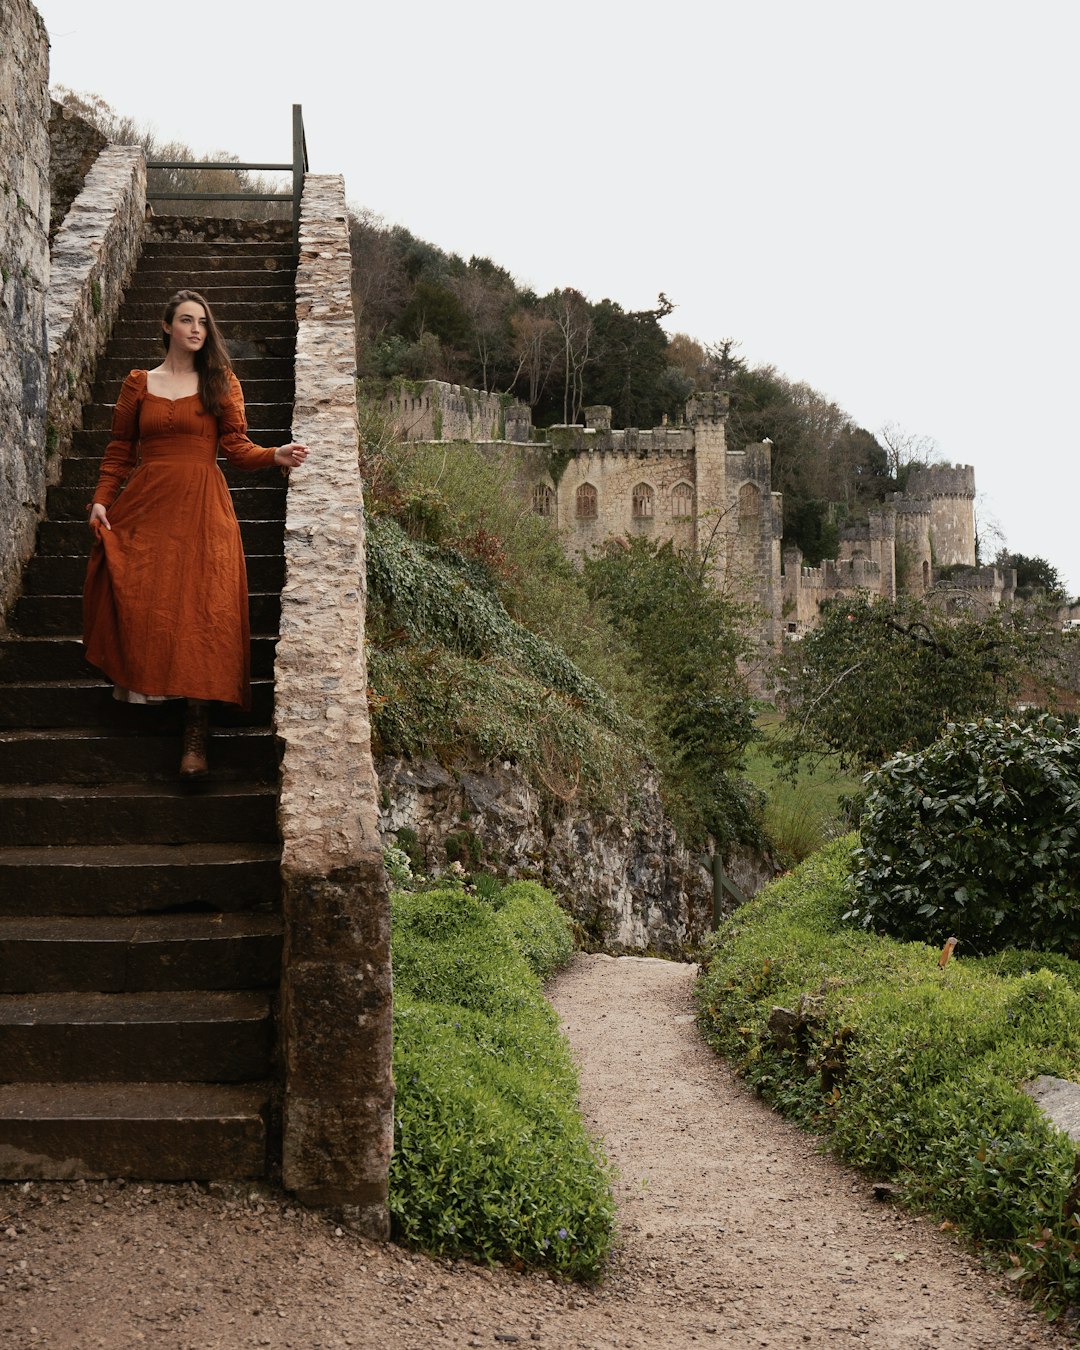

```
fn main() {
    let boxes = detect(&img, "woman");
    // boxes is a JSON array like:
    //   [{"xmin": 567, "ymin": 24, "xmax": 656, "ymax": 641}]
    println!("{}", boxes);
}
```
[{"xmin": 83, "ymin": 288, "xmax": 308, "ymax": 777}]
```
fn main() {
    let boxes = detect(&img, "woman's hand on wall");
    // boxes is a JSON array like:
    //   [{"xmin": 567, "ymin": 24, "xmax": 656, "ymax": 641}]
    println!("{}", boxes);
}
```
[{"xmin": 274, "ymin": 444, "xmax": 309, "ymax": 469}]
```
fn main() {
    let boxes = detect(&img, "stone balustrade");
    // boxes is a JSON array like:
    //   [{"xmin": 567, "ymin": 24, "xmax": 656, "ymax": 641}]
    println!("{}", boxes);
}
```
[{"xmin": 275, "ymin": 173, "xmax": 393, "ymax": 1235}]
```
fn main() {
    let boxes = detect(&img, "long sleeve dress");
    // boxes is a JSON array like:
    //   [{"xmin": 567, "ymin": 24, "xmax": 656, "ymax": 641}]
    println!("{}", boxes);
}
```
[{"xmin": 82, "ymin": 368, "xmax": 277, "ymax": 708}]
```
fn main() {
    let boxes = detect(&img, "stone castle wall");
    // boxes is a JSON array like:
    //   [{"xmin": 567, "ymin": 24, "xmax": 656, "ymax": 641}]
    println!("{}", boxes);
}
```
[
  {"xmin": 385, "ymin": 383, "xmax": 783, "ymax": 640},
  {"xmin": 0, "ymin": 0, "xmax": 50, "ymax": 626},
  {"xmin": 385, "ymin": 379, "xmax": 530, "ymax": 444}
]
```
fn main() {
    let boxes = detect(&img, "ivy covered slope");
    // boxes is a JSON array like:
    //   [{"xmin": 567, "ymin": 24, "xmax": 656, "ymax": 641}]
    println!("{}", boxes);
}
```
[
  {"xmin": 363, "ymin": 436, "xmax": 762, "ymax": 850},
  {"xmin": 696, "ymin": 838, "xmax": 1080, "ymax": 1313},
  {"xmin": 390, "ymin": 875, "xmax": 613, "ymax": 1278}
]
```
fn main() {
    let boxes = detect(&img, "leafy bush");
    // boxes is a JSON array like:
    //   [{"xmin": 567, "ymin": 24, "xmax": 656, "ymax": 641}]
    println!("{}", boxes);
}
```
[
  {"xmin": 390, "ymin": 882, "xmax": 612, "ymax": 1278},
  {"xmin": 582, "ymin": 538, "xmax": 762, "ymax": 848},
  {"xmin": 495, "ymin": 880, "xmax": 575, "ymax": 980},
  {"xmin": 696, "ymin": 838, "xmax": 1080, "ymax": 1312},
  {"xmin": 771, "ymin": 594, "xmax": 1057, "ymax": 776},
  {"xmin": 848, "ymin": 715, "xmax": 1080, "ymax": 955}
]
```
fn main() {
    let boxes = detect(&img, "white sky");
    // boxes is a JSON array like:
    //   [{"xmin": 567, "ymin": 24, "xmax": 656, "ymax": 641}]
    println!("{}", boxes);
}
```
[{"xmin": 34, "ymin": 0, "xmax": 1080, "ymax": 592}]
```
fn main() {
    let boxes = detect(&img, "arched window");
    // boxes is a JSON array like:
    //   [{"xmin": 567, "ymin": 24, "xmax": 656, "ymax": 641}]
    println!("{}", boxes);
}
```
[
  {"xmin": 738, "ymin": 482, "xmax": 762, "ymax": 518},
  {"xmin": 671, "ymin": 482, "xmax": 694, "ymax": 519},
  {"xmin": 532, "ymin": 483, "xmax": 555, "ymax": 517},
  {"xmin": 576, "ymin": 482, "xmax": 598, "ymax": 520},
  {"xmin": 922, "ymin": 560, "xmax": 930, "ymax": 589},
  {"xmin": 632, "ymin": 482, "xmax": 655, "ymax": 519}
]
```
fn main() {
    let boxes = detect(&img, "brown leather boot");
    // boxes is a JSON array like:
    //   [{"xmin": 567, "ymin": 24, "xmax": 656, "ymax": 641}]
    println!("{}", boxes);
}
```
[{"xmin": 179, "ymin": 699, "xmax": 210, "ymax": 778}]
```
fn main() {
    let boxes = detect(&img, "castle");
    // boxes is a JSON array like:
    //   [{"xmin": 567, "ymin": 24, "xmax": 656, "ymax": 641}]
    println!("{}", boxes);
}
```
[{"xmin": 385, "ymin": 380, "xmax": 1016, "ymax": 643}]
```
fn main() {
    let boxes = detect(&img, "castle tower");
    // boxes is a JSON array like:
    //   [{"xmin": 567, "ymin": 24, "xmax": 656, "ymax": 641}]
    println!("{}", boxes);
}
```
[
  {"xmin": 868, "ymin": 509, "xmax": 897, "ymax": 600},
  {"xmin": 687, "ymin": 392, "xmax": 730, "ymax": 584},
  {"xmin": 892, "ymin": 494, "xmax": 933, "ymax": 594},
  {"xmin": 905, "ymin": 464, "xmax": 977, "ymax": 567}
]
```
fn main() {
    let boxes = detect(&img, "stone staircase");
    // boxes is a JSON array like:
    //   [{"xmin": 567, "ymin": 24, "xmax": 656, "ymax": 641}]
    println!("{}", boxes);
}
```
[{"xmin": 0, "ymin": 222, "xmax": 296, "ymax": 1179}]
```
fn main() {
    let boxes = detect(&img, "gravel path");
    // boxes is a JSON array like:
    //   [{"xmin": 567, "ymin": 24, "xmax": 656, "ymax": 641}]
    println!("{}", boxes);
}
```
[{"xmin": 0, "ymin": 953, "xmax": 1068, "ymax": 1348}]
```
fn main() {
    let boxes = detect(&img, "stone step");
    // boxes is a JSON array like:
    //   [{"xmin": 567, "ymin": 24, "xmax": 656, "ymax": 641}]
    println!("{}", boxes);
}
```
[
  {"xmin": 10, "ymin": 591, "xmax": 279, "ymax": 637},
  {"xmin": 128, "ymin": 278, "xmax": 294, "ymax": 304},
  {"xmin": 36, "ymin": 517, "xmax": 284, "ymax": 558},
  {"xmin": 58, "ymin": 456, "xmax": 289, "ymax": 493},
  {"xmin": 0, "ymin": 1081, "xmax": 268, "ymax": 1180},
  {"xmin": 20, "ymin": 552, "xmax": 284, "ymax": 596},
  {"xmin": 142, "ymin": 239, "xmax": 294, "ymax": 260},
  {"xmin": 112, "ymin": 317, "xmax": 295, "ymax": 343},
  {"xmin": 94, "ymin": 356, "xmax": 293, "ymax": 386},
  {"xmin": 46, "ymin": 482, "xmax": 285, "ymax": 522},
  {"xmin": 0, "ymin": 781, "xmax": 278, "ymax": 848},
  {"xmin": 0, "ymin": 842, "xmax": 281, "ymax": 915},
  {"xmin": 108, "ymin": 334, "xmax": 296, "ymax": 360},
  {"xmin": 121, "ymin": 299, "xmax": 293, "ymax": 322},
  {"xmin": 0, "ymin": 635, "xmax": 277, "ymax": 684},
  {"xmin": 77, "ymin": 400, "xmax": 292, "ymax": 432},
  {"xmin": 0, "ymin": 725, "xmax": 278, "ymax": 785},
  {"xmin": 78, "ymin": 385, "xmax": 294, "ymax": 425},
  {"xmin": 0, "ymin": 990, "xmax": 272, "ymax": 1082},
  {"xmin": 0, "ymin": 913, "xmax": 282, "ymax": 994},
  {"xmin": 67, "ymin": 429, "xmax": 292, "ymax": 458},
  {"xmin": 0, "ymin": 679, "xmax": 273, "ymax": 729}
]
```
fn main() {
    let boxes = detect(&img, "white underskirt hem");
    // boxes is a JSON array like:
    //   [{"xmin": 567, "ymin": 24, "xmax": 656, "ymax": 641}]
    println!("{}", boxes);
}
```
[{"xmin": 112, "ymin": 685, "xmax": 174, "ymax": 705}]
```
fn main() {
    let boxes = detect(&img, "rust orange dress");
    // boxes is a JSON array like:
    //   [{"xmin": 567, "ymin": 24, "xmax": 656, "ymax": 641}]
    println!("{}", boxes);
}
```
[{"xmin": 82, "ymin": 369, "xmax": 277, "ymax": 708}]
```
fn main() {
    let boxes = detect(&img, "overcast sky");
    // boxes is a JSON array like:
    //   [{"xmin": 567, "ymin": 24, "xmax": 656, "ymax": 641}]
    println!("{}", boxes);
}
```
[{"xmin": 34, "ymin": 0, "xmax": 1080, "ymax": 593}]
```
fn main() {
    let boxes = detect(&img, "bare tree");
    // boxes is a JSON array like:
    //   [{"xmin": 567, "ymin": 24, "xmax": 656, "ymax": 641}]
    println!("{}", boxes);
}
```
[
  {"xmin": 878, "ymin": 421, "xmax": 939, "ymax": 479},
  {"xmin": 551, "ymin": 289, "xmax": 593, "ymax": 425},
  {"xmin": 450, "ymin": 271, "xmax": 510, "ymax": 392},
  {"xmin": 507, "ymin": 310, "xmax": 557, "ymax": 407}
]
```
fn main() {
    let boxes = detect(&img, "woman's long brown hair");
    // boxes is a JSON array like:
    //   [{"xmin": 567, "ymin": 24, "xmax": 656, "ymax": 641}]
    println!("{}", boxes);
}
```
[{"xmin": 161, "ymin": 289, "xmax": 233, "ymax": 415}]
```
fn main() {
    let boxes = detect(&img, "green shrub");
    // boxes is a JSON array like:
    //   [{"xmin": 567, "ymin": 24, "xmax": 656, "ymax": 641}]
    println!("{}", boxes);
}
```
[
  {"xmin": 696, "ymin": 837, "xmax": 1080, "ymax": 1311},
  {"xmin": 390, "ymin": 883, "xmax": 612, "ymax": 1278},
  {"xmin": 496, "ymin": 880, "xmax": 575, "ymax": 980},
  {"xmin": 849, "ymin": 715, "xmax": 1080, "ymax": 955}
]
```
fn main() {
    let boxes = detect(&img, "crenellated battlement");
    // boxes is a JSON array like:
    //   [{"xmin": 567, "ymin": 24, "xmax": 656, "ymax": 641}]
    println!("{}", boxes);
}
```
[{"xmin": 906, "ymin": 463, "xmax": 976, "ymax": 500}]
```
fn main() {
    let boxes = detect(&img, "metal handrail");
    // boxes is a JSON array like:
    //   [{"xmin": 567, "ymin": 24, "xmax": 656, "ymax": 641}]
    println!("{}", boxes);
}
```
[{"xmin": 146, "ymin": 104, "xmax": 309, "ymax": 243}]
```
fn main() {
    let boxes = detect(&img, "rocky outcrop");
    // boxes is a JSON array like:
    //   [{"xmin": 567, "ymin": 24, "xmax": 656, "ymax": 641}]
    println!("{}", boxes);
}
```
[{"xmin": 377, "ymin": 756, "xmax": 718, "ymax": 954}]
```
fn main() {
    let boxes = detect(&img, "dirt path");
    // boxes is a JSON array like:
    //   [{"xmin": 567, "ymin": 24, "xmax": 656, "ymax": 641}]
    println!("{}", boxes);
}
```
[{"xmin": 0, "ymin": 954, "xmax": 1069, "ymax": 1348}]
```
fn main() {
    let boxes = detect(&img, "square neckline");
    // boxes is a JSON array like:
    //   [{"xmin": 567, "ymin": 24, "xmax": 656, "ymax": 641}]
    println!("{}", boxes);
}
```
[{"xmin": 142, "ymin": 370, "xmax": 200, "ymax": 404}]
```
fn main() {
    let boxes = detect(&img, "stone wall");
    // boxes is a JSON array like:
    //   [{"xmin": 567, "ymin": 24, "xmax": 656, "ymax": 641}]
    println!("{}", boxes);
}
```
[
  {"xmin": 47, "ymin": 98, "xmax": 107, "ymax": 237},
  {"xmin": 385, "ymin": 379, "xmax": 530, "ymax": 443},
  {"xmin": 47, "ymin": 145, "xmax": 146, "ymax": 472},
  {"xmin": 934, "ymin": 564, "xmax": 1017, "ymax": 618},
  {"xmin": 0, "ymin": 0, "xmax": 50, "ymax": 626},
  {"xmin": 377, "ymin": 756, "xmax": 718, "ymax": 953},
  {"xmin": 275, "ymin": 173, "xmax": 392, "ymax": 1237},
  {"xmin": 907, "ymin": 463, "xmax": 976, "ymax": 567}
]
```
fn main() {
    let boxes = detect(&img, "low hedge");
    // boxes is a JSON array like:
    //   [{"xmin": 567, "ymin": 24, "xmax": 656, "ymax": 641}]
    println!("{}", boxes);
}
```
[
  {"xmin": 696, "ymin": 837, "xmax": 1080, "ymax": 1312},
  {"xmin": 389, "ymin": 880, "xmax": 613, "ymax": 1279}
]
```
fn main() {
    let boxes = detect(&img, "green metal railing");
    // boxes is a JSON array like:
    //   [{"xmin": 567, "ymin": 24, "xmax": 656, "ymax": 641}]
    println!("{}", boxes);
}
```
[
  {"xmin": 699, "ymin": 852, "xmax": 747, "ymax": 929},
  {"xmin": 146, "ymin": 105, "xmax": 308, "ymax": 243}
]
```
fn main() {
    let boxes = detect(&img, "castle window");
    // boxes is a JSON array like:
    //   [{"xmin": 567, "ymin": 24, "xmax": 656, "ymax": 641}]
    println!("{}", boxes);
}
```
[
  {"xmin": 671, "ymin": 482, "xmax": 694, "ymax": 518},
  {"xmin": 576, "ymin": 482, "xmax": 598, "ymax": 520},
  {"xmin": 532, "ymin": 483, "xmax": 555, "ymax": 517},
  {"xmin": 632, "ymin": 482, "xmax": 655, "ymax": 519}
]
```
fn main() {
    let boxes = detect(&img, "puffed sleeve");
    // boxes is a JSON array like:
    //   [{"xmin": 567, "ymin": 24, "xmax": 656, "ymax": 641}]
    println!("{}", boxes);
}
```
[
  {"xmin": 92, "ymin": 370, "xmax": 145, "ymax": 509},
  {"xmin": 217, "ymin": 371, "xmax": 278, "ymax": 471}
]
